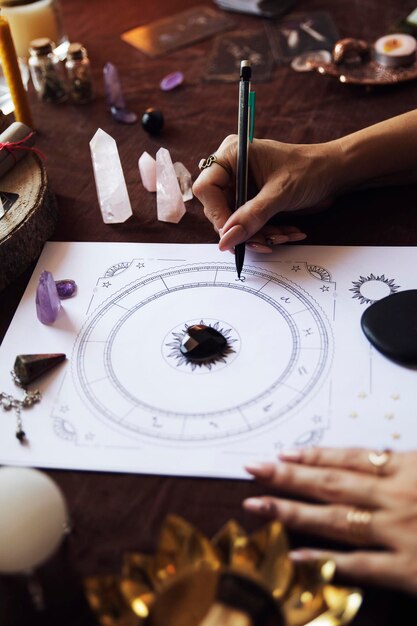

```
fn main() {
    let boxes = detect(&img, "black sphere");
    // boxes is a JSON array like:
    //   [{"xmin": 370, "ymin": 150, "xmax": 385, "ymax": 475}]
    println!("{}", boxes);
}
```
[{"xmin": 141, "ymin": 108, "xmax": 164, "ymax": 134}]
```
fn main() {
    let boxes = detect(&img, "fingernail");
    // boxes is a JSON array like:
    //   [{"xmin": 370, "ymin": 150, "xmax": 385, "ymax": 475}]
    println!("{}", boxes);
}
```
[
  {"xmin": 268, "ymin": 235, "xmax": 289, "ymax": 245},
  {"xmin": 247, "ymin": 242, "xmax": 273, "ymax": 253},
  {"xmin": 279, "ymin": 449, "xmax": 302, "ymax": 461},
  {"xmin": 219, "ymin": 224, "xmax": 248, "ymax": 250},
  {"xmin": 244, "ymin": 462, "xmax": 275, "ymax": 478},
  {"xmin": 218, "ymin": 227, "xmax": 224, "ymax": 236},
  {"xmin": 243, "ymin": 497, "xmax": 266, "ymax": 512},
  {"xmin": 289, "ymin": 550, "xmax": 320, "ymax": 561},
  {"xmin": 288, "ymin": 232, "xmax": 307, "ymax": 242}
]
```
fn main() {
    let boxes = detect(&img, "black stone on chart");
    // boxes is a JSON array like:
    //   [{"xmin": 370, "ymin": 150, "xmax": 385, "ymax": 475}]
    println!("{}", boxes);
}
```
[{"xmin": 361, "ymin": 290, "xmax": 417, "ymax": 366}]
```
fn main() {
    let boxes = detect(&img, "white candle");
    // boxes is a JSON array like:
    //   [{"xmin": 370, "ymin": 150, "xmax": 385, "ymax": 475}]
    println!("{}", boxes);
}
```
[
  {"xmin": 0, "ymin": 0, "xmax": 67, "ymax": 59},
  {"xmin": 0, "ymin": 466, "xmax": 68, "ymax": 573},
  {"xmin": 374, "ymin": 33, "xmax": 417, "ymax": 67}
]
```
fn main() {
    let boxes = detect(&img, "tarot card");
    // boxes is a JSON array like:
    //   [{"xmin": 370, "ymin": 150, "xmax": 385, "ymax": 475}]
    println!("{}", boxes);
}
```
[
  {"xmin": 121, "ymin": 6, "xmax": 235, "ymax": 57},
  {"xmin": 266, "ymin": 11, "xmax": 340, "ymax": 63},
  {"xmin": 206, "ymin": 30, "xmax": 274, "ymax": 82}
]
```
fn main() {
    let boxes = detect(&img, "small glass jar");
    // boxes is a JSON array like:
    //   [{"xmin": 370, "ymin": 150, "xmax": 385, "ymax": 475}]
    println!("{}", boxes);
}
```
[
  {"xmin": 65, "ymin": 42, "xmax": 93, "ymax": 104},
  {"xmin": 0, "ymin": 0, "xmax": 68, "ymax": 60},
  {"xmin": 28, "ymin": 37, "xmax": 67, "ymax": 102}
]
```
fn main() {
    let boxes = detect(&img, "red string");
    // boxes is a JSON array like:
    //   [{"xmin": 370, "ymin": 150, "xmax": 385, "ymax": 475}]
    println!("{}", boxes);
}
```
[{"xmin": 0, "ymin": 132, "xmax": 47, "ymax": 162}]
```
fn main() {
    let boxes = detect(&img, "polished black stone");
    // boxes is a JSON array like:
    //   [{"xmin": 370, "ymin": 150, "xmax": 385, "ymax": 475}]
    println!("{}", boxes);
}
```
[
  {"xmin": 361, "ymin": 290, "xmax": 417, "ymax": 366},
  {"xmin": 16, "ymin": 429, "xmax": 26, "ymax": 443},
  {"xmin": 141, "ymin": 107, "xmax": 164, "ymax": 134},
  {"xmin": 180, "ymin": 324, "xmax": 227, "ymax": 362},
  {"xmin": 14, "ymin": 353, "xmax": 66, "ymax": 385}
]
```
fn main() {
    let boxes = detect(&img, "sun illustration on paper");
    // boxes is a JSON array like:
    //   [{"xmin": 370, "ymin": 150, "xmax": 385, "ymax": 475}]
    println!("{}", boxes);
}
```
[
  {"xmin": 163, "ymin": 319, "xmax": 240, "ymax": 373},
  {"xmin": 350, "ymin": 274, "xmax": 400, "ymax": 305}
]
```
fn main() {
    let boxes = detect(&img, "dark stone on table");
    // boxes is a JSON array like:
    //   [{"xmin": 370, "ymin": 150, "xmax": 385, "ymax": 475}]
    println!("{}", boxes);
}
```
[{"xmin": 141, "ymin": 108, "xmax": 164, "ymax": 134}]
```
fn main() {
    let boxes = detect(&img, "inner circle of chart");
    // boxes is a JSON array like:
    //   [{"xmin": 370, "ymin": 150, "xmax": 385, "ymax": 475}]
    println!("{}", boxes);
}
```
[{"xmin": 74, "ymin": 263, "xmax": 333, "ymax": 441}]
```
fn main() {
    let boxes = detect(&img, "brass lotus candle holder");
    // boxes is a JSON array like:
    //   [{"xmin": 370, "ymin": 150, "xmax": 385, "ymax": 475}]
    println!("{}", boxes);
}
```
[{"xmin": 84, "ymin": 515, "xmax": 362, "ymax": 626}]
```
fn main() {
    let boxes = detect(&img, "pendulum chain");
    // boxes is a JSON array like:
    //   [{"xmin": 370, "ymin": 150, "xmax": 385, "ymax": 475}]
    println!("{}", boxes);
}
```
[{"xmin": 0, "ymin": 371, "xmax": 41, "ymax": 442}]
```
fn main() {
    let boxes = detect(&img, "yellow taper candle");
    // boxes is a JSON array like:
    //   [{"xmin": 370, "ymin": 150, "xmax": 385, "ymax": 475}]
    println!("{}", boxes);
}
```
[{"xmin": 0, "ymin": 12, "xmax": 33, "ymax": 126}]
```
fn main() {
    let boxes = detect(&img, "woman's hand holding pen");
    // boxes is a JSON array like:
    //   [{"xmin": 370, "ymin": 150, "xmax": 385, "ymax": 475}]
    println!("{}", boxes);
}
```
[{"xmin": 192, "ymin": 135, "xmax": 343, "ymax": 253}]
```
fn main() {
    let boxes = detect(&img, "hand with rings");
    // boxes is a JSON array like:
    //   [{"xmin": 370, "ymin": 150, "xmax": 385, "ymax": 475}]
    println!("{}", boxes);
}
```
[
  {"xmin": 243, "ymin": 447, "xmax": 417, "ymax": 595},
  {"xmin": 193, "ymin": 134, "xmax": 342, "ymax": 253}
]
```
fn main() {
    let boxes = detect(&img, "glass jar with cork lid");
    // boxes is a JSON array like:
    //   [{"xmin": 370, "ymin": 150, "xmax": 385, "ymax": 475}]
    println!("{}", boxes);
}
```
[
  {"xmin": 65, "ymin": 43, "xmax": 93, "ymax": 104},
  {"xmin": 28, "ymin": 37, "xmax": 67, "ymax": 102},
  {"xmin": 0, "ymin": 0, "xmax": 68, "ymax": 59}
]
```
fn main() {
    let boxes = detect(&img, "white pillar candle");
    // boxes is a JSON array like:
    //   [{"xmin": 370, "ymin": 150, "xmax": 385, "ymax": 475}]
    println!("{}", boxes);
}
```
[
  {"xmin": 0, "ymin": 0, "xmax": 67, "ymax": 59},
  {"xmin": 0, "ymin": 466, "xmax": 68, "ymax": 573},
  {"xmin": 374, "ymin": 33, "xmax": 417, "ymax": 67}
]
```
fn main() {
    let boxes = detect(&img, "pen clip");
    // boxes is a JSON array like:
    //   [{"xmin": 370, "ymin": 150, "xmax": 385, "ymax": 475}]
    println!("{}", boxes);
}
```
[{"xmin": 249, "ymin": 91, "xmax": 256, "ymax": 143}]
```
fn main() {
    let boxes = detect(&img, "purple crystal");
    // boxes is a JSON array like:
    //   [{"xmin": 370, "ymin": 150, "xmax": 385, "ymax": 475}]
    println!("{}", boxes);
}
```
[
  {"xmin": 159, "ymin": 71, "xmax": 184, "ymax": 91},
  {"xmin": 36, "ymin": 271, "xmax": 61, "ymax": 324},
  {"xmin": 55, "ymin": 279, "xmax": 77, "ymax": 299},
  {"xmin": 103, "ymin": 62, "xmax": 138, "ymax": 125},
  {"xmin": 110, "ymin": 106, "xmax": 138, "ymax": 125}
]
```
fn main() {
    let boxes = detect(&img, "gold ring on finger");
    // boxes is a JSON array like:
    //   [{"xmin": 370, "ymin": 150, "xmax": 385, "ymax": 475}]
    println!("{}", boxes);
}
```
[
  {"xmin": 368, "ymin": 449, "xmax": 392, "ymax": 475},
  {"xmin": 346, "ymin": 508, "xmax": 372, "ymax": 544},
  {"xmin": 198, "ymin": 154, "xmax": 232, "ymax": 177}
]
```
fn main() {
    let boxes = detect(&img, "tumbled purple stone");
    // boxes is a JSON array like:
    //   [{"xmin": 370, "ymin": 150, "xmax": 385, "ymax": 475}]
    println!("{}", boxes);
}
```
[
  {"xmin": 159, "ymin": 71, "xmax": 184, "ymax": 91},
  {"xmin": 55, "ymin": 279, "xmax": 77, "ymax": 299},
  {"xmin": 36, "ymin": 271, "xmax": 61, "ymax": 324}
]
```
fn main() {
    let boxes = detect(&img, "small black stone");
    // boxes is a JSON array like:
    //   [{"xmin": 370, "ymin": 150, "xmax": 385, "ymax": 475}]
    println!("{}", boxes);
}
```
[
  {"xmin": 16, "ymin": 429, "xmax": 26, "ymax": 443},
  {"xmin": 141, "ymin": 107, "xmax": 164, "ymax": 134},
  {"xmin": 361, "ymin": 290, "xmax": 417, "ymax": 366},
  {"xmin": 180, "ymin": 324, "xmax": 227, "ymax": 362}
]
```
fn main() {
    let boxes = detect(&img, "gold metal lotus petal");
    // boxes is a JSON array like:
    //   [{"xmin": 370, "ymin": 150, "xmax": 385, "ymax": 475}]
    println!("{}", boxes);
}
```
[
  {"xmin": 212, "ymin": 519, "xmax": 248, "ymax": 568},
  {"xmin": 282, "ymin": 560, "xmax": 337, "ymax": 626},
  {"xmin": 282, "ymin": 585, "xmax": 326, "ymax": 626},
  {"xmin": 249, "ymin": 521, "xmax": 293, "ymax": 600},
  {"xmin": 151, "ymin": 515, "xmax": 221, "ymax": 585},
  {"xmin": 84, "ymin": 575, "xmax": 141, "ymax": 626},
  {"xmin": 120, "ymin": 553, "xmax": 156, "ymax": 618},
  {"xmin": 295, "ymin": 559, "xmax": 336, "ymax": 587},
  {"xmin": 303, "ymin": 586, "xmax": 363, "ymax": 626}
]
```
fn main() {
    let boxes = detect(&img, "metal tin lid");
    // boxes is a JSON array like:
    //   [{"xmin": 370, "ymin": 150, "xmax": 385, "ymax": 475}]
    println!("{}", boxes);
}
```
[
  {"xmin": 66, "ymin": 42, "xmax": 86, "ymax": 61},
  {"xmin": 29, "ymin": 37, "xmax": 54, "ymax": 56}
]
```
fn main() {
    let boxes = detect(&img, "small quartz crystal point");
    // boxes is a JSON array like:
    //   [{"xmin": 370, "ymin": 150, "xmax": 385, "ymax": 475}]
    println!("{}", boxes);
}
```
[
  {"xmin": 36, "ymin": 271, "xmax": 61, "ymax": 324},
  {"xmin": 103, "ymin": 62, "xmax": 138, "ymax": 124},
  {"xmin": 14, "ymin": 354, "xmax": 66, "ymax": 385},
  {"xmin": 138, "ymin": 151, "xmax": 156, "ymax": 192},
  {"xmin": 180, "ymin": 324, "xmax": 227, "ymax": 362},
  {"xmin": 90, "ymin": 128, "xmax": 133, "ymax": 224},
  {"xmin": 156, "ymin": 147, "xmax": 186, "ymax": 223},
  {"xmin": 55, "ymin": 279, "xmax": 77, "ymax": 299},
  {"xmin": 174, "ymin": 161, "xmax": 193, "ymax": 201}
]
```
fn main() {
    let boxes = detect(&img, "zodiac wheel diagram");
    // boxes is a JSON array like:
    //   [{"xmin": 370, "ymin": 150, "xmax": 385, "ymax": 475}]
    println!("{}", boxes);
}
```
[{"xmin": 73, "ymin": 263, "xmax": 333, "ymax": 443}]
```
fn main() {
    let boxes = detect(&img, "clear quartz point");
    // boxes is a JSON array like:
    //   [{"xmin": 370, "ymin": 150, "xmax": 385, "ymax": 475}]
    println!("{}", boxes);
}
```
[
  {"xmin": 156, "ymin": 148, "xmax": 186, "ymax": 223},
  {"xmin": 90, "ymin": 128, "xmax": 133, "ymax": 224},
  {"xmin": 138, "ymin": 151, "xmax": 156, "ymax": 192},
  {"xmin": 174, "ymin": 161, "xmax": 193, "ymax": 201}
]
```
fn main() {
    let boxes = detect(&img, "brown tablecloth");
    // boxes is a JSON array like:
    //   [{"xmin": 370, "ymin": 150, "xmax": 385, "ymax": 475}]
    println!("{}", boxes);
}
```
[{"xmin": 1, "ymin": 0, "xmax": 417, "ymax": 623}]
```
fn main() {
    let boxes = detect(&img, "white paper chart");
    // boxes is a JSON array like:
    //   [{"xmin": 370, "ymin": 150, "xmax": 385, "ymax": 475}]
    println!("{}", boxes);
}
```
[{"xmin": 0, "ymin": 242, "xmax": 416, "ymax": 478}]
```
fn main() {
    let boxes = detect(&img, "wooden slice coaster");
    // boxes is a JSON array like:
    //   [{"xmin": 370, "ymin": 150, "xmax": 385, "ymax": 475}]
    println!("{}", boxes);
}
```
[{"xmin": 0, "ymin": 154, "xmax": 57, "ymax": 291}]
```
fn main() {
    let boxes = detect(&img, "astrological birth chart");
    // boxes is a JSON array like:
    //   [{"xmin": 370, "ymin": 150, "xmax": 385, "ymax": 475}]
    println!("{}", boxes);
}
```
[{"xmin": 0, "ymin": 243, "xmax": 416, "ymax": 478}]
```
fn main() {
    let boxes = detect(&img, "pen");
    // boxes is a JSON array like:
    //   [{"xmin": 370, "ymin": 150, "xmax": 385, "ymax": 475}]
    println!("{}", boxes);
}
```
[{"xmin": 235, "ymin": 60, "xmax": 254, "ymax": 279}]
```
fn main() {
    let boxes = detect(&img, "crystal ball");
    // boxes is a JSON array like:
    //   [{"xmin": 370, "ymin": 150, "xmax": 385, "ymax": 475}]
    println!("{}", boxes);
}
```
[{"xmin": 141, "ymin": 108, "xmax": 164, "ymax": 134}]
